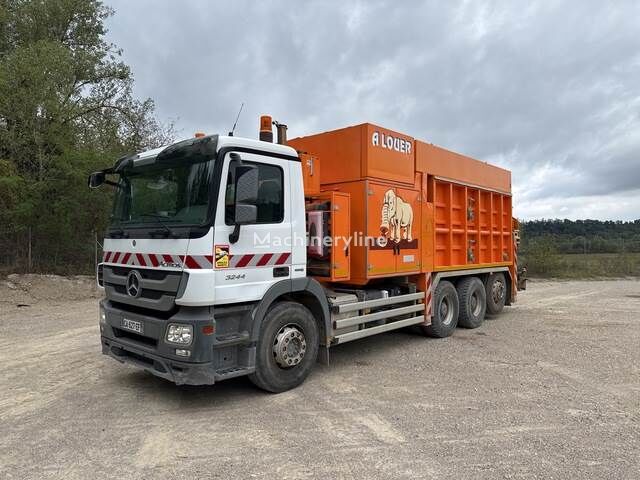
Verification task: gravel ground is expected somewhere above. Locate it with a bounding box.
[1,278,639,479]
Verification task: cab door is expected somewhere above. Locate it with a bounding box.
[212,151,292,305]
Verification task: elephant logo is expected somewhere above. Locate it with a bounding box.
[380,189,413,244]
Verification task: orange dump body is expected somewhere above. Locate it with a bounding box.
[289,123,514,286]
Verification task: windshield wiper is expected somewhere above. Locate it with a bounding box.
[139,214,179,238]
[109,228,129,239]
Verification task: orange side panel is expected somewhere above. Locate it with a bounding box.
[394,187,421,273]
[416,141,511,193]
[330,192,351,281]
[431,177,512,271]
[366,181,397,278]
[322,179,421,284]
[300,153,320,196]
[322,181,368,284]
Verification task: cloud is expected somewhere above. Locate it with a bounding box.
[104,0,640,220]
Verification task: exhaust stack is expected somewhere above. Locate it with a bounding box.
[259,115,273,142]
[275,121,288,145]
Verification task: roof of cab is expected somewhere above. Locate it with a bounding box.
[124,133,298,167]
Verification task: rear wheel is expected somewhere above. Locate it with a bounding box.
[457,276,486,328]
[249,301,319,393]
[421,280,459,338]
[485,273,507,315]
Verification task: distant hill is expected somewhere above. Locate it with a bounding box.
[521,219,640,254]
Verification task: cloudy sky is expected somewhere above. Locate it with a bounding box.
[105,0,640,220]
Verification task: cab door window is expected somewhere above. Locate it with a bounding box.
[225,160,284,224]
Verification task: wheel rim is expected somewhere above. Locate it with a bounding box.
[440,297,454,326]
[471,291,482,317]
[491,279,505,304]
[272,324,307,368]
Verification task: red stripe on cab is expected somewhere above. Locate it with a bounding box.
[275,252,291,265]
[256,253,273,266]
[236,254,254,268]
[184,255,199,269]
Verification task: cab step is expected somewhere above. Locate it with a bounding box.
[213,331,250,347]
[215,366,255,381]
[332,315,425,344]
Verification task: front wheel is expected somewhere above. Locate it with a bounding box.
[249,302,319,393]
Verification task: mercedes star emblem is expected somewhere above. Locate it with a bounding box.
[126,270,142,298]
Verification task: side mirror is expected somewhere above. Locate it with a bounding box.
[229,164,259,243]
[88,171,105,189]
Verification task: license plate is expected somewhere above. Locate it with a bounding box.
[121,318,143,334]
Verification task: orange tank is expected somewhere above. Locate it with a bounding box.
[290,123,513,285]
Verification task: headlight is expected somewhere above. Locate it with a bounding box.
[99,305,106,324]
[166,324,193,345]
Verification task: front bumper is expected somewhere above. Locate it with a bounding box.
[100,299,257,385]
[102,337,217,385]
[100,299,218,385]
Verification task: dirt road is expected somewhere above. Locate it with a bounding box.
[1,278,639,479]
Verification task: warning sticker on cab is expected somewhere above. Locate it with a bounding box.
[215,245,230,268]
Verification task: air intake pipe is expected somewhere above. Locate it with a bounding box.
[274,121,288,145]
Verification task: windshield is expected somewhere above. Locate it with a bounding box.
[111,158,215,227]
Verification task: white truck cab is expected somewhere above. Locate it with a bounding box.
[92,133,332,391]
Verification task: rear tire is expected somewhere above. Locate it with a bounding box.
[457,276,486,329]
[249,301,319,393]
[421,280,459,338]
[485,273,507,315]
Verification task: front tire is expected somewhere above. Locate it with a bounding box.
[249,302,319,393]
[457,276,486,328]
[421,280,459,338]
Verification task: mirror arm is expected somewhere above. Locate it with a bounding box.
[229,224,241,244]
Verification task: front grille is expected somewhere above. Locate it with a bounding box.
[104,265,183,312]
[111,266,171,281]
[113,284,165,300]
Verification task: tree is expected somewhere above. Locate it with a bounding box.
[0,0,173,273]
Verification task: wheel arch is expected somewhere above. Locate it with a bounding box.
[250,278,331,346]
